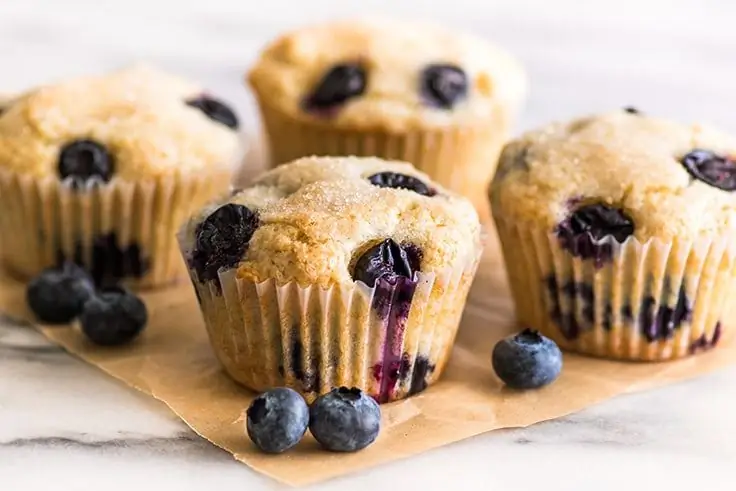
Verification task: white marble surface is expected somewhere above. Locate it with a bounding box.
[2,0,736,489]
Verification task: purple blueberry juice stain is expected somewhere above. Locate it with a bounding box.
[373,275,418,403]
[352,239,422,402]
[689,322,722,354]
[371,353,436,399]
[56,232,149,288]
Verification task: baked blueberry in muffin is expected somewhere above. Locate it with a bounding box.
[247,17,527,199]
[490,109,736,360]
[179,156,482,402]
[0,65,240,288]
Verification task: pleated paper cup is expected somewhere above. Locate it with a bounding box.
[0,167,232,290]
[493,215,736,361]
[179,238,482,403]
[255,97,511,201]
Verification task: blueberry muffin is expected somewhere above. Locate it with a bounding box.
[0,93,14,113]
[490,109,736,360]
[247,17,526,201]
[178,156,482,402]
[0,65,241,289]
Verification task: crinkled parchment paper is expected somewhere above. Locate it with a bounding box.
[1,233,734,487]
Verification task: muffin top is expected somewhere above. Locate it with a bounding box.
[247,17,526,132]
[490,109,736,243]
[0,65,240,182]
[180,156,481,288]
[0,93,14,113]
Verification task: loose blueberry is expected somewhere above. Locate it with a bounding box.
[352,239,420,288]
[492,328,562,389]
[367,172,435,196]
[246,388,309,454]
[556,203,634,264]
[191,204,259,284]
[26,263,95,324]
[623,106,640,114]
[681,149,736,191]
[79,287,147,346]
[309,387,381,452]
[58,139,114,186]
[303,63,366,112]
[186,95,239,129]
[420,64,468,109]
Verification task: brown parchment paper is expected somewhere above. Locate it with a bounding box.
[2,232,736,487]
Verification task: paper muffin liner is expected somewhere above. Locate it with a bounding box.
[255,98,511,200]
[179,238,482,403]
[0,167,232,289]
[493,215,736,361]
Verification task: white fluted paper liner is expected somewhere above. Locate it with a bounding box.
[493,215,736,361]
[0,167,232,289]
[255,98,510,200]
[180,240,482,403]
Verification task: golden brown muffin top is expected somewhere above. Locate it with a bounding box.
[0,65,240,181]
[181,156,482,287]
[248,17,526,132]
[490,109,736,242]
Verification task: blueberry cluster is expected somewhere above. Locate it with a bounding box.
[26,263,148,346]
[246,386,381,454]
[492,329,563,389]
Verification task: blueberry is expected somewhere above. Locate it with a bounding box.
[186,95,239,130]
[309,387,381,452]
[690,322,722,354]
[26,263,95,324]
[420,64,468,109]
[681,149,736,191]
[367,172,435,196]
[191,204,259,285]
[80,287,147,346]
[555,203,634,265]
[623,106,641,114]
[352,239,421,288]
[57,233,149,288]
[303,63,366,112]
[246,388,309,454]
[492,329,562,389]
[58,139,114,186]
[635,282,691,342]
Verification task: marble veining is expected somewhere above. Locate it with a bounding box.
[2,0,736,490]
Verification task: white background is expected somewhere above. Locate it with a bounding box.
[1,1,735,490]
